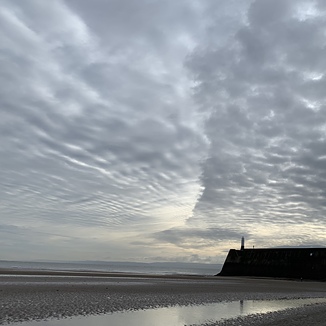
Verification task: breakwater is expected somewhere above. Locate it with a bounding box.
[218,248,326,280]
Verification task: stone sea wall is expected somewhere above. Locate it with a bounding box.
[218,248,326,280]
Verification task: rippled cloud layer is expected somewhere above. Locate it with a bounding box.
[188,0,326,251]
[1,0,326,263]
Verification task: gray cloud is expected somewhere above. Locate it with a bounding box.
[154,227,250,249]
[187,0,326,248]
[1,0,326,263]
[0,0,212,261]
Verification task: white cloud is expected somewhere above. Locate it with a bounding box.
[0,0,208,261]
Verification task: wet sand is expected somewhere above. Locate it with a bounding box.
[213,304,326,326]
[1,269,326,325]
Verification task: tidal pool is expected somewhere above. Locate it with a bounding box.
[11,298,326,326]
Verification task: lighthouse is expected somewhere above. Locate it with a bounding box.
[241,237,245,251]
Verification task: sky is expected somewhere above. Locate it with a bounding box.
[1,0,326,264]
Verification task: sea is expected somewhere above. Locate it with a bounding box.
[0,260,222,276]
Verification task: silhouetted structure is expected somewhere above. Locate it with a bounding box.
[218,247,326,280]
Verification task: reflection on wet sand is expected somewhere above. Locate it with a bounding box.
[12,298,326,326]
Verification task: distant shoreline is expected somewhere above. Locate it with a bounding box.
[0,268,215,279]
[0,260,222,277]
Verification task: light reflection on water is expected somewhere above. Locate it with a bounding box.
[12,298,326,326]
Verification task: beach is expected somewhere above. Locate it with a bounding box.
[1,270,326,325]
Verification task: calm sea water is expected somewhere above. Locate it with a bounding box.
[0,260,222,276]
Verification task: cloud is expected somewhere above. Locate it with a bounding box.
[187,0,326,247]
[0,0,210,261]
[1,0,326,263]
[154,227,250,249]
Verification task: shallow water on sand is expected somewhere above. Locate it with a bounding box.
[11,298,326,326]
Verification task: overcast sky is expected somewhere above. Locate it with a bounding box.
[1,0,326,264]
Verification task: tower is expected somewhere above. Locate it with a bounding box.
[241,237,245,250]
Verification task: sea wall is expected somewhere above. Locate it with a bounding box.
[218,248,326,280]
